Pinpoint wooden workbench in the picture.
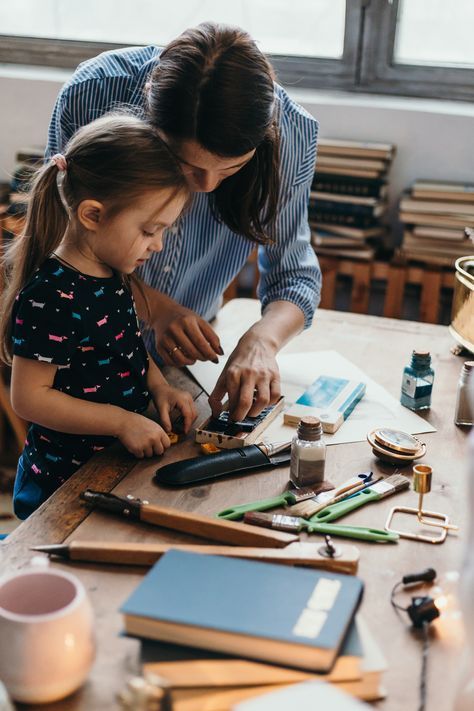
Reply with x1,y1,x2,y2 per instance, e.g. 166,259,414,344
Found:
1,301,469,710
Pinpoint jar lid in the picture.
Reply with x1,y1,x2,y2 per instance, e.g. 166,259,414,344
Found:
297,416,322,441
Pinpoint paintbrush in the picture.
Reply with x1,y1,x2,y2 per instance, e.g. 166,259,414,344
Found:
243,512,399,543
288,472,373,518
216,480,335,520
308,473,410,524
289,475,381,519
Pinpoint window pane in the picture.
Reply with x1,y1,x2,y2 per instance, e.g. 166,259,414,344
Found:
0,0,345,58
394,0,474,68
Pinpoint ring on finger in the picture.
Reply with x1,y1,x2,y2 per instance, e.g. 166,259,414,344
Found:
169,345,182,356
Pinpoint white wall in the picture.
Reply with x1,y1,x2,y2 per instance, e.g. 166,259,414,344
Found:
1,65,473,245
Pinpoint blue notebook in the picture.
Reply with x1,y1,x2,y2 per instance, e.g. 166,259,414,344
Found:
121,550,363,672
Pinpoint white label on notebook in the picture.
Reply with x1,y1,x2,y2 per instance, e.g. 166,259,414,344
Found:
307,579,341,612
292,609,327,639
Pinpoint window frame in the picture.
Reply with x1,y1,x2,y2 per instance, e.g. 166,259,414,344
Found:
358,0,474,102
0,0,473,102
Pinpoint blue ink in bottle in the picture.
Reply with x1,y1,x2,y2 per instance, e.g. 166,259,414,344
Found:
400,350,434,411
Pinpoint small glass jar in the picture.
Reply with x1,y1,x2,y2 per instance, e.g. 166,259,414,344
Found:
290,416,326,488
400,350,435,411
454,361,474,426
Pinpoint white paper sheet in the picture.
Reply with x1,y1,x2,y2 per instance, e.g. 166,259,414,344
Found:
188,346,436,446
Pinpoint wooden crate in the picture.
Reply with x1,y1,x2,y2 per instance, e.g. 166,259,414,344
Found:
318,255,455,324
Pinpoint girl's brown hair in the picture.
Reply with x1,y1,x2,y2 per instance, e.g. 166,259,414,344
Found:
146,22,280,244
0,112,188,364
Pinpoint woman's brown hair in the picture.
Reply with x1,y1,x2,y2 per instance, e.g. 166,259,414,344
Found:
146,21,280,244
0,112,188,364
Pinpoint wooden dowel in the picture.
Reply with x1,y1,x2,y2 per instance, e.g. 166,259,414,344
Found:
65,540,359,573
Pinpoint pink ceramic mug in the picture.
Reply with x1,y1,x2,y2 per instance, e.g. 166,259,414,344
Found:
0,557,95,704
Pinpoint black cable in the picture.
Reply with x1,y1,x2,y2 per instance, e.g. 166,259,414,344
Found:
390,581,409,614
418,620,429,711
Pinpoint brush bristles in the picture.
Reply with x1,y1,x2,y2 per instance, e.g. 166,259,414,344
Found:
380,474,410,494
287,501,318,518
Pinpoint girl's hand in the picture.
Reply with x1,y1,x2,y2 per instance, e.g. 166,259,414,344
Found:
117,412,170,458
150,384,197,434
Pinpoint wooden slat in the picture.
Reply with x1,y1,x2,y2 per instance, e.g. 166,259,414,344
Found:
383,264,406,319
420,268,442,323
319,257,338,309
350,262,371,313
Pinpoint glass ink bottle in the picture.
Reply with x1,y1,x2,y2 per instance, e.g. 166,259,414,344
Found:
290,416,326,488
454,361,474,426
400,350,434,411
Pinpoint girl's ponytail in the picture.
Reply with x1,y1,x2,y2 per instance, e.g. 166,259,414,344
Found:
0,161,68,363
0,111,188,365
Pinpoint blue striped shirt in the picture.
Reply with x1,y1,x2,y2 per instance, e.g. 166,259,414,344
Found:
46,46,321,342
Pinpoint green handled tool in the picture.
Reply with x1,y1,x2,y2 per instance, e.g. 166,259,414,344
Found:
216,481,334,520
309,473,410,524
244,512,399,543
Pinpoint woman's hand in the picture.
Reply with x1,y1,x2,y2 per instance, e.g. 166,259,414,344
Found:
208,332,281,422
154,305,223,367
149,383,197,434
116,412,171,458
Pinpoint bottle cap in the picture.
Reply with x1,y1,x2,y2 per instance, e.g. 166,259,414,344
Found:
463,361,474,372
297,416,322,441
413,350,430,357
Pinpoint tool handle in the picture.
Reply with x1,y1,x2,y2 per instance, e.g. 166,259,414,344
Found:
216,493,289,520
154,445,271,486
307,522,399,543
140,503,298,548
310,489,378,523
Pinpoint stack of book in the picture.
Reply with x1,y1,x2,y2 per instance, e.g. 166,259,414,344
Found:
309,139,396,261
121,550,387,707
399,180,474,266
1,146,43,244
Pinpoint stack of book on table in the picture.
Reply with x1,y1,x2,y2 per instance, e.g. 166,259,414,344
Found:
1,146,44,240
121,550,387,709
309,139,396,261
399,180,474,266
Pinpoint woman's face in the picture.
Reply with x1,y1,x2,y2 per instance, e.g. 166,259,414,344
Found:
165,138,256,193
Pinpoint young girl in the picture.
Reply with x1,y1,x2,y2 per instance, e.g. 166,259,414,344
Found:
0,113,196,519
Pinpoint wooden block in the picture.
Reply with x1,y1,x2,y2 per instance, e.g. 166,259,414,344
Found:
195,397,285,450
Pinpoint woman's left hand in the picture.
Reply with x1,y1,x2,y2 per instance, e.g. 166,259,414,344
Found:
208,333,281,422
150,384,197,434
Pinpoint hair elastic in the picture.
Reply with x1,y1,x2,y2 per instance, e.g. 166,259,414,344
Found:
51,153,70,217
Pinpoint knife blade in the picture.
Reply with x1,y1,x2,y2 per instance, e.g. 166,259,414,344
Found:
154,441,291,487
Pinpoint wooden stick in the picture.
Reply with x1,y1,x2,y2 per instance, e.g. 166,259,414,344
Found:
139,503,297,548
32,540,359,574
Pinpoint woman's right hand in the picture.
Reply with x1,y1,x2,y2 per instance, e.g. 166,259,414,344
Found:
117,411,170,458
154,306,223,367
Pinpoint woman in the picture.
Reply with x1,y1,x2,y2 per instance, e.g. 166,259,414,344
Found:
47,22,321,421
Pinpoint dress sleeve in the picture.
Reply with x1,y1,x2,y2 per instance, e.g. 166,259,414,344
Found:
12,280,79,366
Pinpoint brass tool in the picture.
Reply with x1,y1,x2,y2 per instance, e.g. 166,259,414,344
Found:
385,464,459,544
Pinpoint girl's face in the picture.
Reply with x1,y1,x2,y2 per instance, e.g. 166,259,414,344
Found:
91,188,187,274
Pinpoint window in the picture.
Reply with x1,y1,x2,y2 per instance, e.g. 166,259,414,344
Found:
0,0,473,101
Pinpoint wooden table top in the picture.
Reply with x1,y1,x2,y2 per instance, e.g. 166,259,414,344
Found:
1,301,469,711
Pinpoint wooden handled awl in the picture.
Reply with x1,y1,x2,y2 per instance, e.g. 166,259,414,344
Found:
31,540,360,574
80,490,297,548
